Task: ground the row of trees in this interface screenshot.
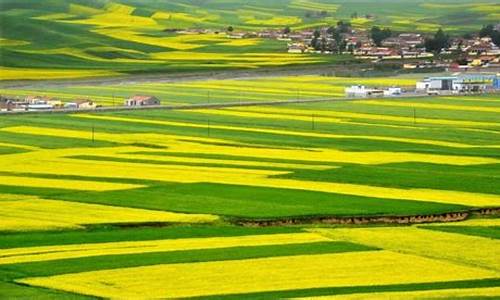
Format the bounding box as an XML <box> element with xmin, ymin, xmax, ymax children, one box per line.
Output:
<box><xmin>479</xmin><ymin>24</ymin><xmax>500</xmax><ymax>46</ymax></box>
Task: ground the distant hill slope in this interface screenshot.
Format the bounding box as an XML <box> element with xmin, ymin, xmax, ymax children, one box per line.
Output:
<box><xmin>0</xmin><ymin>0</ymin><xmax>498</xmax><ymax>80</ymax></box>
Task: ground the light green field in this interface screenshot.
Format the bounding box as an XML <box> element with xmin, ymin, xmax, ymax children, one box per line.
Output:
<box><xmin>0</xmin><ymin>75</ymin><xmax>499</xmax><ymax>297</ymax></box>
<box><xmin>0</xmin><ymin>74</ymin><xmax>418</xmax><ymax>106</ymax></box>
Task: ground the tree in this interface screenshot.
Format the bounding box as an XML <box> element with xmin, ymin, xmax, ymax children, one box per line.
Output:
<box><xmin>478</xmin><ymin>24</ymin><xmax>500</xmax><ymax>46</ymax></box>
<box><xmin>337</xmin><ymin>20</ymin><xmax>351</xmax><ymax>33</ymax></box>
<box><xmin>492</xmin><ymin>31</ymin><xmax>500</xmax><ymax>46</ymax></box>
<box><xmin>479</xmin><ymin>24</ymin><xmax>494</xmax><ymax>38</ymax></box>
<box><xmin>313</xmin><ymin>29</ymin><xmax>321</xmax><ymax>39</ymax></box>
<box><xmin>227</xmin><ymin>26</ymin><xmax>234</xmax><ymax>32</ymax></box>
<box><xmin>351</xmin><ymin>12</ymin><xmax>358</xmax><ymax>19</ymax></box>
<box><xmin>371</xmin><ymin>26</ymin><xmax>392</xmax><ymax>46</ymax></box>
<box><xmin>283</xmin><ymin>26</ymin><xmax>291</xmax><ymax>35</ymax></box>
<box><xmin>424</xmin><ymin>28</ymin><xmax>450</xmax><ymax>53</ymax></box>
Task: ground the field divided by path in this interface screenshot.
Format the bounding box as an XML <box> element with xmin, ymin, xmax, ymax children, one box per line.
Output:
<box><xmin>0</xmin><ymin>82</ymin><xmax>498</xmax><ymax>298</ymax></box>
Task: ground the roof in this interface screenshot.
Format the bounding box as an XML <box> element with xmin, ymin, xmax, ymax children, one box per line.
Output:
<box><xmin>129</xmin><ymin>95</ymin><xmax>157</xmax><ymax>102</ymax></box>
<box><xmin>73</xmin><ymin>99</ymin><xmax>93</xmax><ymax>104</ymax></box>
<box><xmin>424</xmin><ymin>77</ymin><xmax>458</xmax><ymax>81</ymax></box>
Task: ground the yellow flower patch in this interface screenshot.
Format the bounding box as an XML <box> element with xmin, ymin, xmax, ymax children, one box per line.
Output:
<box><xmin>0</xmin><ymin>175</ymin><xmax>143</xmax><ymax>192</ymax></box>
<box><xmin>2</xmin><ymin>125</ymin><xmax>500</xmax><ymax>207</ymax></box>
<box><xmin>231</xmin><ymin>106</ymin><xmax>499</xmax><ymax>127</ymax></box>
<box><xmin>356</xmin><ymin>100</ymin><xmax>500</xmax><ymax>113</ymax></box>
<box><xmin>0</xmin><ymin>67</ymin><xmax>121</xmax><ymax>81</ymax></box>
<box><xmin>311</xmin><ymin>227</ymin><xmax>500</xmax><ymax>271</ymax></box>
<box><xmin>18</xmin><ymin>251</ymin><xmax>497</xmax><ymax>298</ymax></box>
<box><xmin>0</xmin><ymin>197</ymin><xmax>218</xmax><ymax>232</ymax></box>
<box><xmin>0</xmin><ymin>233</ymin><xmax>329</xmax><ymax>265</ymax></box>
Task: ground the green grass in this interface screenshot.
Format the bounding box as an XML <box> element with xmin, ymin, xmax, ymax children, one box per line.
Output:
<box><xmin>52</xmin><ymin>183</ymin><xmax>468</xmax><ymax>219</ymax></box>
<box><xmin>278</xmin><ymin>162</ymin><xmax>500</xmax><ymax>195</ymax></box>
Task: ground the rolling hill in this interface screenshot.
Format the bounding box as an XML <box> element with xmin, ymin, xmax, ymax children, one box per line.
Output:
<box><xmin>0</xmin><ymin>0</ymin><xmax>499</xmax><ymax>80</ymax></box>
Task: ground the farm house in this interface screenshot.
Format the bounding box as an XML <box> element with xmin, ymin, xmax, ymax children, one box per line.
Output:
<box><xmin>125</xmin><ymin>95</ymin><xmax>161</xmax><ymax>107</ymax></box>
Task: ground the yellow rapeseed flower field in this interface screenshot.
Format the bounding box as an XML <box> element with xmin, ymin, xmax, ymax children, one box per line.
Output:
<box><xmin>19</xmin><ymin>251</ymin><xmax>497</xmax><ymax>299</ymax></box>
<box><xmin>0</xmin><ymin>233</ymin><xmax>329</xmax><ymax>265</ymax></box>
<box><xmin>0</xmin><ymin>67</ymin><xmax>121</xmax><ymax>81</ymax></box>
<box><xmin>0</xmin><ymin>196</ymin><xmax>218</xmax><ymax>231</ymax></box>
<box><xmin>0</xmin><ymin>38</ymin><xmax>30</xmax><ymax>46</ymax></box>
<box><xmin>230</xmin><ymin>106</ymin><xmax>500</xmax><ymax>127</ymax></box>
<box><xmin>73</xmin><ymin>113</ymin><xmax>498</xmax><ymax>149</ymax></box>
<box><xmin>2</xmin><ymin>125</ymin><xmax>499</xmax><ymax>207</ymax></box>
<box><xmin>0</xmin><ymin>175</ymin><xmax>143</xmax><ymax>192</ymax></box>
<box><xmin>311</xmin><ymin>227</ymin><xmax>500</xmax><ymax>271</ymax></box>
<box><xmin>356</xmin><ymin>100</ymin><xmax>500</xmax><ymax>113</ymax></box>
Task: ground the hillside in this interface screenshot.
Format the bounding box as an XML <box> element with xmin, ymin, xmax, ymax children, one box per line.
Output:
<box><xmin>0</xmin><ymin>0</ymin><xmax>499</xmax><ymax>80</ymax></box>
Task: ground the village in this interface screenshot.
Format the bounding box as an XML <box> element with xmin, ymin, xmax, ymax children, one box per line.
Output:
<box><xmin>184</xmin><ymin>22</ymin><xmax>500</xmax><ymax>70</ymax></box>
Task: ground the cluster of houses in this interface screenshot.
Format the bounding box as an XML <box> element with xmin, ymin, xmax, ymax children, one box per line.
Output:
<box><xmin>0</xmin><ymin>95</ymin><xmax>161</xmax><ymax>112</ymax></box>
<box><xmin>0</xmin><ymin>96</ymin><xmax>98</xmax><ymax>112</ymax></box>
<box><xmin>178</xmin><ymin>24</ymin><xmax>500</xmax><ymax>68</ymax></box>
<box><xmin>345</xmin><ymin>73</ymin><xmax>500</xmax><ymax>97</ymax></box>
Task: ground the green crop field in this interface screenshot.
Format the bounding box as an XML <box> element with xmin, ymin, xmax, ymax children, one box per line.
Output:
<box><xmin>1</xmin><ymin>0</ymin><xmax>499</xmax><ymax>80</ymax></box>
<box><xmin>0</xmin><ymin>75</ymin><xmax>499</xmax><ymax>298</ymax></box>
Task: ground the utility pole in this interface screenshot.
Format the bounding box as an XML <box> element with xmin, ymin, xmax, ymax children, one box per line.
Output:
<box><xmin>207</xmin><ymin>91</ymin><xmax>210</xmax><ymax>104</ymax></box>
<box><xmin>207</xmin><ymin>119</ymin><xmax>210</xmax><ymax>137</ymax></box>
<box><xmin>413</xmin><ymin>107</ymin><xmax>417</xmax><ymax>125</ymax></box>
<box><xmin>311</xmin><ymin>114</ymin><xmax>315</xmax><ymax>130</ymax></box>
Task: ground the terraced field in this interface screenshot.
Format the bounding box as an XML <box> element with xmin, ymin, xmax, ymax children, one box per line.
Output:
<box><xmin>1</xmin><ymin>0</ymin><xmax>499</xmax><ymax>80</ymax></box>
<box><xmin>0</xmin><ymin>81</ymin><xmax>499</xmax><ymax>297</ymax></box>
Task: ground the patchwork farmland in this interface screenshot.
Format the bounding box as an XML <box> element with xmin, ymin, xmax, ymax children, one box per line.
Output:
<box><xmin>1</xmin><ymin>0</ymin><xmax>499</xmax><ymax>297</ymax></box>
<box><xmin>0</xmin><ymin>81</ymin><xmax>499</xmax><ymax>297</ymax></box>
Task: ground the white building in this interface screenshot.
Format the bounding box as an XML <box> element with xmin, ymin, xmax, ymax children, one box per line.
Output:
<box><xmin>27</xmin><ymin>104</ymin><xmax>54</xmax><ymax>111</ymax></box>
<box><xmin>384</xmin><ymin>87</ymin><xmax>402</xmax><ymax>96</ymax></box>
<box><xmin>345</xmin><ymin>85</ymin><xmax>384</xmax><ymax>97</ymax></box>
<box><xmin>416</xmin><ymin>77</ymin><xmax>456</xmax><ymax>91</ymax></box>
<box><xmin>417</xmin><ymin>75</ymin><xmax>498</xmax><ymax>93</ymax></box>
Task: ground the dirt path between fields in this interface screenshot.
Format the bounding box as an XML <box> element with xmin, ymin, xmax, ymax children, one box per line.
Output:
<box><xmin>232</xmin><ymin>207</ymin><xmax>500</xmax><ymax>227</ymax></box>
